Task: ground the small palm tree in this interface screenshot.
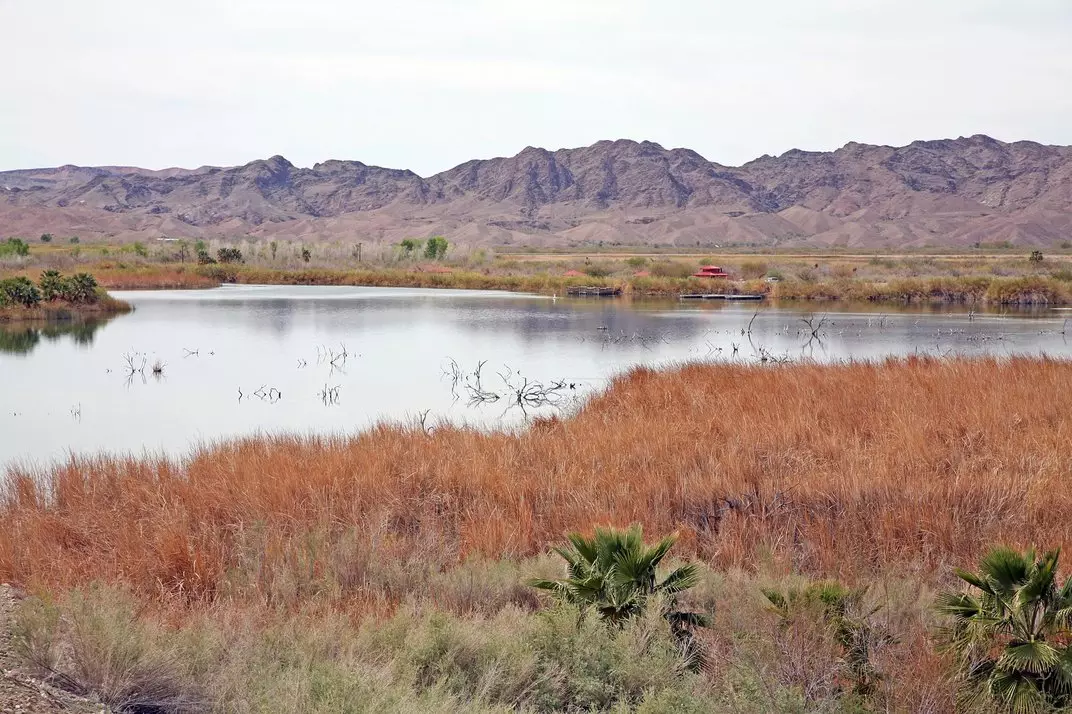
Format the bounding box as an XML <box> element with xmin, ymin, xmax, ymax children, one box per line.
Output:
<box><xmin>529</xmin><ymin>524</ymin><xmax>709</xmax><ymax>635</ymax></box>
<box><xmin>936</xmin><ymin>546</ymin><xmax>1072</xmax><ymax>714</ymax></box>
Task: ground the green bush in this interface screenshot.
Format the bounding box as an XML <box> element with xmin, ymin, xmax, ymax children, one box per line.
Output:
<box><xmin>216</xmin><ymin>247</ymin><xmax>243</xmax><ymax>264</ymax></box>
<box><xmin>196</xmin><ymin>249</ymin><xmax>217</xmax><ymax>265</ymax></box>
<box><xmin>38</xmin><ymin>269</ymin><xmax>66</xmax><ymax>301</ymax></box>
<box><xmin>16</xmin><ymin>588</ymin><xmax>720</xmax><ymax>714</ymax></box>
<box><xmin>0</xmin><ymin>276</ymin><xmax>42</xmax><ymax>307</ymax></box>
<box><xmin>0</xmin><ymin>237</ymin><xmax>31</xmax><ymax>258</ymax></box>
<box><xmin>65</xmin><ymin>273</ymin><xmax>100</xmax><ymax>303</ymax></box>
<box><xmin>424</xmin><ymin>236</ymin><xmax>449</xmax><ymax>261</ymax></box>
<box><xmin>40</xmin><ymin>233</ymin><xmax>53</xmax><ymax>243</ymax></box>
<box><xmin>936</xmin><ymin>547</ymin><xmax>1072</xmax><ymax>714</ymax></box>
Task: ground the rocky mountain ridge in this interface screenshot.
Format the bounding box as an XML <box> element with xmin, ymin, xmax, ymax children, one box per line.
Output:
<box><xmin>2</xmin><ymin>135</ymin><xmax>1071</xmax><ymax>248</ymax></box>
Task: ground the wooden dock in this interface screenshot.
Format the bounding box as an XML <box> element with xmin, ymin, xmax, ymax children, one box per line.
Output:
<box><xmin>680</xmin><ymin>293</ymin><xmax>764</xmax><ymax>301</ymax></box>
<box><xmin>566</xmin><ymin>286</ymin><xmax>623</xmax><ymax>297</ymax></box>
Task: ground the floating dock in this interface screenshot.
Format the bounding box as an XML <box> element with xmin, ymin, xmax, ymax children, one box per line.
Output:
<box><xmin>680</xmin><ymin>293</ymin><xmax>764</xmax><ymax>301</ymax></box>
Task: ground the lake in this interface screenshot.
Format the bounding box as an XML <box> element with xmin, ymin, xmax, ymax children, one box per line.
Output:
<box><xmin>1</xmin><ymin>285</ymin><xmax>1069</xmax><ymax>467</ymax></box>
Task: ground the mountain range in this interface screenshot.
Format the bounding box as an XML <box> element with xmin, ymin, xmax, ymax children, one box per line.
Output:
<box><xmin>2</xmin><ymin>134</ymin><xmax>1071</xmax><ymax>249</ymax></box>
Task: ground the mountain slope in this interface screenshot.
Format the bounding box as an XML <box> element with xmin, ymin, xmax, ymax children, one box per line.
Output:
<box><xmin>3</xmin><ymin>135</ymin><xmax>1071</xmax><ymax>248</ymax></box>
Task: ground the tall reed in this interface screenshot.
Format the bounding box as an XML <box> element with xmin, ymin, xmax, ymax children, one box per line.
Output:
<box><xmin>2</xmin><ymin>357</ymin><xmax>1070</xmax><ymax>604</ymax></box>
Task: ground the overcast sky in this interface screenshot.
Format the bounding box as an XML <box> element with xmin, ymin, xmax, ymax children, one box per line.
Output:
<box><xmin>1</xmin><ymin>0</ymin><xmax>1070</xmax><ymax>175</ymax></box>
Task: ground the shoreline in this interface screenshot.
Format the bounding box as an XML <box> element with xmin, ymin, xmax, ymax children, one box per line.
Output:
<box><xmin>91</xmin><ymin>264</ymin><xmax>1072</xmax><ymax>305</ymax></box>
<box><xmin>0</xmin><ymin>294</ymin><xmax>132</xmax><ymax>323</ymax></box>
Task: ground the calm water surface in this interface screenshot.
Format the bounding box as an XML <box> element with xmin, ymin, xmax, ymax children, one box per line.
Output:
<box><xmin>1</xmin><ymin>285</ymin><xmax>1069</xmax><ymax>466</ymax></box>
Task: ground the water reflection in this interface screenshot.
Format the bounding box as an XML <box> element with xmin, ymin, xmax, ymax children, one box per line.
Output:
<box><xmin>0</xmin><ymin>317</ymin><xmax>115</xmax><ymax>356</ymax></box>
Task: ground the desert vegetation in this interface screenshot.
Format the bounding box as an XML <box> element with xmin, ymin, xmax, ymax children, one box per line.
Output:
<box><xmin>0</xmin><ymin>269</ymin><xmax>130</xmax><ymax>321</ymax></box>
<box><xmin>3</xmin><ymin>236</ymin><xmax>1072</xmax><ymax>303</ymax></box>
<box><xmin>3</xmin><ymin>357</ymin><xmax>1072</xmax><ymax>712</ymax></box>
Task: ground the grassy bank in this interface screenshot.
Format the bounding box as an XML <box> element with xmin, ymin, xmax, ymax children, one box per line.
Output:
<box><xmin>7</xmin><ymin>357</ymin><xmax>1071</xmax><ymax>711</ymax></box>
<box><xmin>43</xmin><ymin>262</ymin><xmax>1072</xmax><ymax>304</ymax></box>
<box><xmin>5</xmin><ymin>239</ymin><xmax>1072</xmax><ymax>303</ymax></box>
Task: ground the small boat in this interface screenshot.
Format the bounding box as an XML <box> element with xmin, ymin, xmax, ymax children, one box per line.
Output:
<box><xmin>693</xmin><ymin>265</ymin><xmax>731</xmax><ymax>278</ymax></box>
<box><xmin>566</xmin><ymin>286</ymin><xmax>623</xmax><ymax>297</ymax></box>
<box><xmin>680</xmin><ymin>293</ymin><xmax>764</xmax><ymax>301</ymax></box>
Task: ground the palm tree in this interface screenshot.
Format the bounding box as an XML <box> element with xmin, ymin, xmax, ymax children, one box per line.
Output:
<box><xmin>529</xmin><ymin>524</ymin><xmax>709</xmax><ymax>634</ymax></box>
<box><xmin>936</xmin><ymin>547</ymin><xmax>1072</xmax><ymax>714</ymax></box>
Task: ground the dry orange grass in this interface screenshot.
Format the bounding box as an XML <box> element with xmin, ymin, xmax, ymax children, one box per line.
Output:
<box><xmin>2</xmin><ymin>357</ymin><xmax>1071</xmax><ymax>604</ymax></box>
<box><xmin>90</xmin><ymin>265</ymin><xmax>218</xmax><ymax>290</ymax></box>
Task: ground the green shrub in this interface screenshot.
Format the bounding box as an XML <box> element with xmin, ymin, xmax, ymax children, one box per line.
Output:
<box><xmin>424</xmin><ymin>236</ymin><xmax>449</xmax><ymax>261</ymax></box>
<box><xmin>40</xmin><ymin>233</ymin><xmax>53</xmax><ymax>243</ymax></box>
<box><xmin>65</xmin><ymin>273</ymin><xmax>100</xmax><ymax>303</ymax></box>
<box><xmin>626</xmin><ymin>256</ymin><xmax>649</xmax><ymax>269</ymax></box>
<box><xmin>0</xmin><ymin>237</ymin><xmax>30</xmax><ymax>258</ymax></box>
<box><xmin>196</xmin><ymin>249</ymin><xmax>216</xmax><ymax>265</ymax></box>
<box><xmin>38</xmin><ymin>269</ymin><xmax>66</xmax><ymax>301</ymax></box>
<box><xmin>763</xmin><ymin>580</ymin><xmax>888</xmax><ymax>699</ymax></box>
<box><xmin>216</xmin><ymin>247</ymin><xmax>243</xmax><ymax>264</ymax></box>
<box><xmin>0</xmin><ymin>276</ymin><xmax>42</xmax><ymax>307</ymax></box>
<box><xmin>936</xmin><ymin>547</ymin><xmax>1072</xmax><ymax>714</ymax></box>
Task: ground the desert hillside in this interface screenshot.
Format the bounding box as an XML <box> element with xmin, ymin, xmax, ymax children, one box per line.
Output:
<box><xmin>3</xmin><ymin>134</ymin><xmax>1071</xmax><ymax>249</ymax></box>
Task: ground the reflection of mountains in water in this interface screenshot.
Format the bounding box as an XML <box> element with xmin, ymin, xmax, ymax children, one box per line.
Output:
<box><xmin>0</xmin><ymin>317</ymin><xmax>115</xmax><ymax>355</ymax></box>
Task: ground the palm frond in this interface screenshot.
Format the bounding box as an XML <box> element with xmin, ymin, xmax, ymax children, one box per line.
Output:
<box><xmin>997</xmin><ymin>642</ymin><xmax>1062</xmax><ymax>675</ymax></box>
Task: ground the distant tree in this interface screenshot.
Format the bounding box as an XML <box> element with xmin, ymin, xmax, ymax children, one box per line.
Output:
<box><xmin>217</xmin><ymin>247</ymin><xmax>243</xmax><ymax>264</ymax></box>
<box><xmin>176</xmin><ymin>241</ymin><xmax>189</xmax><ymax>263</ymax></box>
<box><xmin>270</xmin><ymin>241</ymin><xmax>278</xmax><ymax>261</ymax></box>
<box><xmin>300</xmin><ymin>246</ymin><xmax>311</xmax><ymax>263</ymax></box>
<box><xmin>69</xmin><ymin>236</ymin><xmax>80</xmax><ymax>244</ymax></box>
<box><xmin>424</xmin><ymin>236</ymin><xmax>449</xmax><ymax>261</ymax></box>
<box><xmin>132</xmin><ymin>242</ymin><xmax>148</xmax><ymax>258</ymax></box>
<box><xmin>196</xmin><ymin>249</ymin><xmax>216</xmax><ymax>265</ymax></box>
<box><xmin>39</xmin><ymin>233</ymin><xmax>53</xmax><ymax>243</ymax></box>
<box><xmin>0</xmin><ymin>237</ymin><xmax>30</xmax><ymax>258</ymax></box>
<box><xmin>398</xmin><ymin>238</ymin><xmax>422</xmax><ymax>257</ymax></box>
<box><xmin>1030</xmin><ymin>250</ymin><xmax>1044</xmax><ymax>263</ymax></box>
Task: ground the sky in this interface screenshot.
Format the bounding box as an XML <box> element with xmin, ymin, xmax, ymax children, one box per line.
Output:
<box><xmin>1</xmin><ymin>0</ymin><xmax>1071</xmax><ymax>175</ymax></box>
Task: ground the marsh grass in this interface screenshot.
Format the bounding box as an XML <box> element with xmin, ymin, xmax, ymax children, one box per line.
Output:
<box><xmin>3</xmin><ymin>357</ymin><xmax>1071</xmax><ymax>603</ymax></box>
